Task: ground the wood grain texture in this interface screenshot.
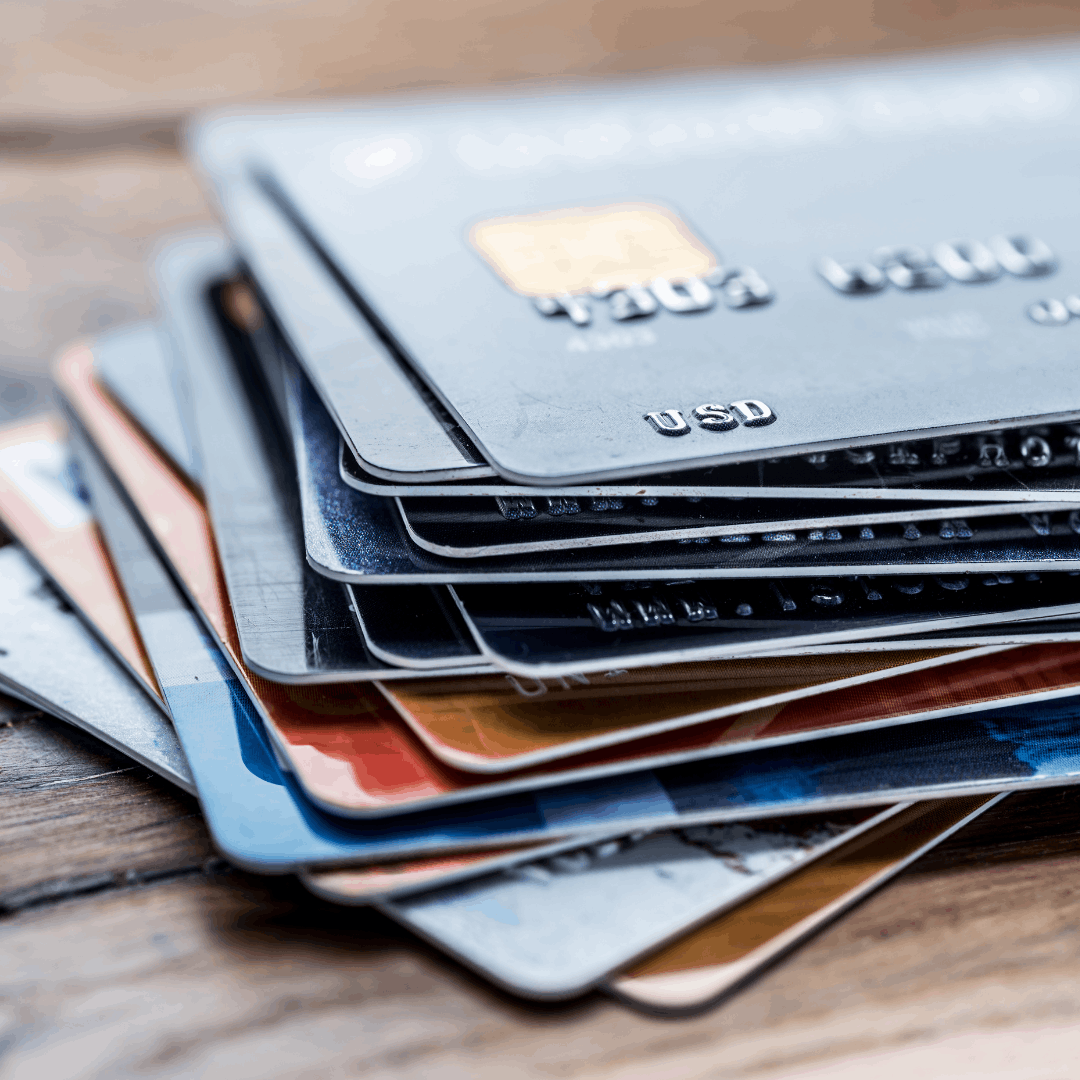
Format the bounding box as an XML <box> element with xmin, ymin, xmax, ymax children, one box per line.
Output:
<box><xmin>0</xmin><ymin>157</ymin><xmax>210</xmax><ymax>393</ymax></box>
<box><xmin>0</xmin><ymin>704</ymin><xmax>215</xmax><ymax>912</ymax></box>
<box><xmin>2</xmin><ymin>0</ymin><xmax>1080</xmax><ymax>125</ymax></box>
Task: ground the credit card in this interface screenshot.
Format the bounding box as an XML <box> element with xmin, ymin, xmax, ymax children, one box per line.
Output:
<box><xmin>376</xmin><ymin>650</ymin><xmax>979</xmax><ymax>773</ymax></box>
<box><xmin>291</xmin><ymin>362</ymin><xmax>1080</xmax><ymax>583</ymax></box>
<box><xmin>220</xmin><ymin>180</ymin><xmax>494</xmax><ymax>482</ymax></box>
<box><xmin>336</xmin><ymin>436</ymin><xmax>1080</xmax><ymax>504</ymax></box>
<box><xmin>0</xmin><ymin>542</ymin><xmax>193</xmax><ymax>793</ymax></box>
<box><xmin>606</xmin><ymin>794</ymin><xmax>1003</xmax><ymax>1013</ymax></box>
<box><xmin>196</xmin><ymin>46</ymin><xmax>1080</xmax><ymax>485</ymax></box>
<box><xmin>396</xmin><ymin>494</ymin><xmax>1033</xmax><ymax>558</ymax></box>
<box><xmin>227</xmin><ymin>226</ymin><xmax>1077</xmax><ymax>511</ymax></box>
<box><xmin>93</xmin><ymin>322</ymin><xmax>199</xmax><ymax>482</ymax></box>
<box><xmin>380</xmin><ymin>805</ymin><xmax>898</xmax><ymax>999</ymax></box>
<box><xmin>0</xmin><ymin>415</ymin><xmax>160</xmax><ymax>702</ymax></box>
<box><xmin>451</xmin><ymin>575</ymin><xmax>1080</xmax><ymax>676</ymax></box>
<box><xmin>348</xmin><ymin>583</ymin><xmax>485</xmax><ymax>669</ymax></box>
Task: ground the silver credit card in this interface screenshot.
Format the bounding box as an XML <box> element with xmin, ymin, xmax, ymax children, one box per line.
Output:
<box><xmin>94</xmin><ymin>322</ymin><xmax>199</xmax><ymax>482</ymax></box>
<box><xmin>338</xmin><ymin>435</ymin><xmax>1080</xmax><ymax>504</ymax></box>
<box><xmin>380</xmin><ymin>805</ymin><xmax>898</xmax><ymax>999</ymax></box>
<box><xmin>0</xmin><ymin>543</ymin><xmax>194</xmax><ymax>793</ymax></box>
<box><xmin>196</xmin><ymin>46</ymin><xmax>1080</xmax><ymax>485</ymax></box>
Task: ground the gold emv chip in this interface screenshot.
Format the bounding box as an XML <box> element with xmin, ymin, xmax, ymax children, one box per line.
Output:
<box><xmin>469</xmin><ymin>203</ymin><xmax>717</xmax><ymax>297</ymax></box>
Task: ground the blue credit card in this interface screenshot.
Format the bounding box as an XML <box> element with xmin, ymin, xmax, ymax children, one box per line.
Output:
<box><xmin>68</xmin><ymin>397</ymin><xmax>1080</xmax><ymax>870</ymax></box>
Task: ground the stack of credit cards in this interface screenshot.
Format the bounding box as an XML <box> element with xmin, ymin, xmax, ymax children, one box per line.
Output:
<box><xmin>12</xmin><ymin>42</ymin><xmax>1080</xmax><ymax>1009</ymax></box>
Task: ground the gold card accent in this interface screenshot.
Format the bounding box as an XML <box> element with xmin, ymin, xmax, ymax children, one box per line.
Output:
<box><xmin>469</xmin><ymin>202</ymin><xmax>717</xmax><ymax>297</ymax></box>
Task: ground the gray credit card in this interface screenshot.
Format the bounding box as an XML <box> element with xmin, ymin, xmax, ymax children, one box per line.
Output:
<box><xmin>221</xmin><ymin>177</ymin><xmax>494</xmax><ymax>483</ymax></box>
<box><xmin>0</xmin><ymin>543</ymin><xmax>194</xmax><ymax>793</ymax></box>
<box><xmin>229</xmin><ymin>176</ymin><xmax>1080</xmax><ymax>506</ymax></box>
<box><xmin>337</xmin><ymin>428</ymin><xmax>1080</xmax><ymax>504</ymax></box>
<box><xmin>194</xmin><ymin>45</ymin><xmax>1080</xmax><ymax>485</ymax></box>
<box><xmin>94</xmin><ymin>322</ymin><xmax>200</xmax><ymax>483</ymax></box>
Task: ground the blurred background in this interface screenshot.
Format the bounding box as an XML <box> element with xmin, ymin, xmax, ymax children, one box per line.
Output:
<box><xmin>3</xmin><ymin>0</ymin><xmax>1079</xmax><ymax>423</ymax></box>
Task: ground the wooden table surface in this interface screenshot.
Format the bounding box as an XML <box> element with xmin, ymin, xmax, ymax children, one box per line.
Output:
<box><xmin>5</xmin><ymin>5</ymin><xmax>1080</xmax><ymax>1076</ymax></box>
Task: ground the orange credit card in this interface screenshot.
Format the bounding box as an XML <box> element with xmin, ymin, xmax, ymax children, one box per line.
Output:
<box><xmin>607</xmin><ymin>793</ymin><xmax>1002</xmax><ymax>1014</ymax></box>
<box><xmin>378</xmin><ymin>649</ymin><xmax>984</xmax><ymax>773</ymax></box>
<box><xmin>304</xmin><ymin>847</ymin><xmax>533</xmax><ymax>903</ymax></box>
<box><xmin>0</xmin><ymin>415</ymin><xmax>161</xmax><ymax>703</ymax></box>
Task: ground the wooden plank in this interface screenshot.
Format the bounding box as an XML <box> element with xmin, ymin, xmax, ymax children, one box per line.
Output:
<box><xmin>0</xmin><ymin>701</ymin><xmax>215</xmax><ymax>912</ymax></box>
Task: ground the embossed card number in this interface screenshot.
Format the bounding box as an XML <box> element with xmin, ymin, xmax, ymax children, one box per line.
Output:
<box><xmin>817</xmin><ymin>235</ymin><xmax>1056</xmax><ymax>295</ymax></box>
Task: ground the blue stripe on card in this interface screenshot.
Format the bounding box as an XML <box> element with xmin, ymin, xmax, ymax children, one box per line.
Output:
<box><xmin>536</xmin><ymin>772</ymin><xmax>675</xmax><ymax>828</ymax></box>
